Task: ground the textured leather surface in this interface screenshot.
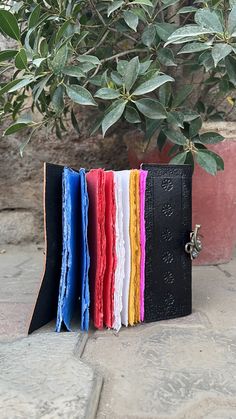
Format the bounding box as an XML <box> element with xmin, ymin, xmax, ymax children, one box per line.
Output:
<box><xmin>29</xmin><ymin>163</ymin><xmax>63</xmax><ymax>334</ymax></box>
<box><xmin>141</xmin><ymin>164</ymin><xmax>193</xmax><ymax>322</ymax></box>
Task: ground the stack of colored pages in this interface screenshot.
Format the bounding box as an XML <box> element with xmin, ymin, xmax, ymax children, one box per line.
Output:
<box><xmin>29</xmin><ymin>163</ymin><xmax>193</xmax><ymax>334</ymax></box>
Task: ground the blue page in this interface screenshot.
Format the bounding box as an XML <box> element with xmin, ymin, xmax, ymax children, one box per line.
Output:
<box><xmin>56</xmin><ymin>167</ymin><xmax>80</xmax><ymax>332</ymax></box>
<box><xmin>79</xmin><ymin>169</ymin><xmax>90</xmax><ymax>331</ymax></box>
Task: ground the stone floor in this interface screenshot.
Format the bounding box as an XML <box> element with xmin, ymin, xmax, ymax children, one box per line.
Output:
<box><xmin>0</xmin><ymin>245</ymin><xmax>236</xmax><ymax>418</ymax></box>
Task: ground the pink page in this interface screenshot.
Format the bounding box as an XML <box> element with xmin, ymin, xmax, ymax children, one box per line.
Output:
<box><xmin>139</xmin><ymin>170</ymin><xmax>148</xmax><ymax>322</ymax></box>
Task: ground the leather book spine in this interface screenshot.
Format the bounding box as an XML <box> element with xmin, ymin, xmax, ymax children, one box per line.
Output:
<box><xmin>141</xmin><ymin>164</ymin><xmax>193</xmax><ymax>322</ymax></box>
<box><xmin>28</xmin><ymin>163</ymin><xmax>63</xmax><ymax>333</ymax></box>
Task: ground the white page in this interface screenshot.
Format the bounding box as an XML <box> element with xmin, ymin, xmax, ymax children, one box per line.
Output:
<box><xmin>113</xmin><ymin>171</ymin><xmax>125</xmax><ymax>331</ymax></box>
<box><xmin>117</xmin><ymin>170</ymin><xmax>131</xmax><ymax>327</ymax></box>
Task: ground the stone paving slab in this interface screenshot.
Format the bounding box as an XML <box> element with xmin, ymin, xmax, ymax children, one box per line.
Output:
<box><xmin>83</xmin><ymin>326</ymin><xmax>236</xmax><ymax>419</ymax></box>
<box><xmin>0</xmin><ymin>332</ymin><xmax>102</xmax><ymax>419</ymax></box>
<box><xmin>0</xmin><ymin>245</ymin><xmax>236</xmax><ymax>418</ymax></box>
<box><xmin>0</xmin><ymin>246</ymin><xmax>103</xmax><ymax>418</ymax></box>
<box><xmin>0</xmin><ymin>245</ymin><xmax>43</xmax><ymax>341</ymax></box>
<box><xmin>193</xmin><ymin>265</ymin><xmax>236</xmax><ymax>329</ymax></box>
<box><xmin>82</xmin><ymin>262</ymin><xmax>236</xmax><ymax>419</ymax></box>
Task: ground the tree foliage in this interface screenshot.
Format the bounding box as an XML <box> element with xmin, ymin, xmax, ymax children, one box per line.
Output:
<box><xmin>0</xmin><ymin>0</ymin><xmax>235</xmax><ymax>172</ymax></box>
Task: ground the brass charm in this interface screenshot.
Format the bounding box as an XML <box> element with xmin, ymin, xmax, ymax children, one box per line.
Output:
<box><xmin>185</xmin><ymin>224</ymin><xmax>202</xmax><ymax>260</ymax></box>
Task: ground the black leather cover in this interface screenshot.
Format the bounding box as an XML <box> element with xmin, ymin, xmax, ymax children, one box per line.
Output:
<box><xmin>28</xmin><ymin>163</ymin><xmax>63</xmax><ymax>333</ymax></box>
<box><xmin>141</xmin><ymin>164</ymin><xmax>193</xmax><ymax>322</ymax></box>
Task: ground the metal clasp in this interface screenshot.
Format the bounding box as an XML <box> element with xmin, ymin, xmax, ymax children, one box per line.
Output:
<box><xmin>185</xmin><ymin>224</ymin><xmax>202</xmax><ymax>260</ymax></box>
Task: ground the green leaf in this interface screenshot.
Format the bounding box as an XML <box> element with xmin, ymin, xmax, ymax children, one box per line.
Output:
<box><xmin>130</xmin><ymin>7</ymin><xmax>147</xmax><ymax>22</ymax></box>
<box><xmin>177</xmin><ymin>6</ymin><xmax>197</xmax><ymax>14</ymax></box>
<box><xmin>195</xmin><ymin>9</ymin><xmax>223</xmax><ymax>33</ymax></box>
<box><xmin>33</xmin><ymin>74</ymin><xmax>52</xmax><ymax>101</ymax></box>
<box><xmin>168</xmin><ymin>144</ymin><xmax>180</xmax><ymax>157</ymax></box>
<box><xmin>198</xmin><ymin>132</ymin><xmax>224</xmax><ymax>144</ymax></box>
<box><xmin>78</xmin><ymin>55</ymin><xmax>101</xmax><ymax>65</ymax></box>
<box><xmin>71</xmin><ymin>109</ymin><xmax>80</xmax><ymax>134</ymax></box>
<box><xmin>170</xmin><ymin>151</ymin><xmax>188</xmax><ymax>164</ymax></box>
<box><xmin>117</xmin><ymin>60</ymin><xmax>128</xmax><ymax>76</ymax></box>
<box><xmin>8</xmin><ymin>78</ymin><xmax>34</xmax><ymax>93</ymax></box>
<box><xmin>95</xmin><ymin>88</ymin><xmax>121</xmax><ymax>99</ymax></box>
<box><xmin>158</xmin><ymin>48</ymin><xmax>176</xmax><ymax>66</ymax></box>
<box><xmin>90</xmin><ymin>116</ymin><xmax>103</xmax><ymax>136</ymax></box>
<box><xmin>15</xmin><ymin>48</ymin><xmax>28</xmax><ymax>70</ymax></box>
<box><xmin>228</xmin><ymin>6</ymin><xmax>236</xmax><ymax>36</ymax></box>
<box><xmin>51</xmin><ymin>44</ymin><xmax>68</xmax><ymax>74</ymax></box>
<box><xmin>29</xmin><ymin>4</ymin><xmax>41</xmax><ymax>29</ymax></box>
<box><xmin>33</xmin><ymin>58</ymin><xmax>46</xmax><ymax>67</ymax></box>
<box><xmin>167</xmin><ymin>111</ymin><xmax>184</xmax><ymax>128</ymax></box>
<box><xmin>90</xmin><ymin>77</ymin><xmax>104</xmax><ymax>88</ymax></box>
<box><xmin>172</xmin><ymin>85</ymin><xmax>193</xmax><ymax>108</ymax></box>
<box><xmin>135</xmin><ymin>98</ymin><xmax>167</xmax><ymax>119</ymax></box>
<box><xmin>73</xmin><ymin>30</ymin><xmax>89</xmax><ymax>46</ymax></box>
<box><xmin>189</xmin><ymin>117</ymin><xmax>202</xmax><ymax>138</ymax></box>
<box><xmin>102</xmin><ymin>99</ymin><xmax>127</xmax><ymax>136</ymax></box>
<box><xmin>212</xmin><ymin>44</ymin><xmax>232</xmax><ymax>67</ymax></box>
<box><xmin>62</xmin><ymin>66</ymin><xmax>85</xmax><ymax>78</ymax></box>
<box><xmin>166</xmin><ymin>25</ymin><xmax>215</xmax><ymax>45</ymax></box>
<box><xmin>133</xmin><ymin>75</ymin><xmax>174</xmax><ymax>95</ymax></box>
<box><xmin>155</xmin><ymin>23</ymin><xmax>177</xmax><ymax>42</ymax></box>
<box><xmin>139</xmin><ymin>60</ymin><xmax>152</xmax><ymax>74</ymax></box>
<box><xmin>161</xmin><ymin>0</ymin><xmax>179</xmax><ymax>10</ymax></box>
<box><xmin>0</xmin><ymin>10</ymin><xmax>20</xmax><ymax>41</ymax></box>
<box><xmin>145</xmin><ymin>119</ymin><xmax>162</xmax><ymax>140</ymax></box>
<box><xmin>66</xmin><ymin>85</ymin><xmax>97</xmax><ymax>106</ymax></box>
<box><xmin>178</xmin><ymin>42</ymin><xmax>211</xmax><ymax>54</ymax></box>
<box><xmin>0</xmin><ymin>49</ymin><xmax>18</xmax><ymax>62</ymax></box>
<box><xmin>141</xmin><ymin>25</ymin><xmax>156</xmax><ymax>47</ymax></box>
<box><xmin>123</xmin><ymin>11</ymin><xmax>138</xmax><ymax>31</ymax></box>
<box><xmin>163</xmin><ymin>129</ymin><xmax>187</xmax><ymax>145</ymax></box>
<box><xmin>111</xmin><ymin>71</ymin><xmax>123</xmax><ymax>86</ymax></box>
<box><xmin>125</xmin><ymin>57</ymin><xmax>140</xmax><ymax>92</ymax></box>
<box><xmin>159</xmin><ymin>83</ymin><xmax>172</xmax><ymax>106</ymax></box>
<box><xmin>101</xmin><ymin>70</ymin><xmax>109</xmax><ymax>87</ymax></box>
<box><xmin>4</xmin><ymin>122</ymin><xmax>30</xmax><ymax>135</ymax></box>
<box><xmin>132</xmin><ymin>0</ymin><xmax>153</xmax><ymax>6</ymax></box>
<box><xmin>185</xmin><ymin>151</ymin><xmax>194</xmax><ymax>167</ymax></box>
<box><xmin>203</xmin><ymin>149</ymin><xmax>224</xmax><ymax>170</ymax></box>
<box><xmin>107</xmin><ymin>1</ymin><xmax>124</xmax><ymax>17</ymax></box>
<box><xmin>156</xmin><ymin>130</ymin><xmax>167</xmax><ymax>151</ymax></box>
<box><xmin>17</xmin><ymin>113</ymin><xmax>33</xmax><ymax>124</ymax></box>
<box><xmin>196</xmin><ymin>149</ymin><xmax>218</xmax><ymax>175</ymax></box>
<box><xmin>52</xmin><ymin>85</ymin><xmax>64</xmax><ymax>114</ymax></box>
<box><xmin>19</xmin><ymin>127</ymin><xmax>37</xmax><ymax>157</ymax></box>
<box><xmin>79</xmin><ymin>62</ymin><xmax>96</xmax><ymax>73</ymax></box>
<box><xmin>125</xmin><ymin>106</ymin><xmax>141</xmax><ymax>123</ymax></box>
<box><xmin>225</xmin><ymin>56</ymin><xmax>236</xmax><ymax>86</ymax></box>
<box><xmin>0</xmin><ymin>79</ymin><xmax>22</xmax><ymax>95</ymax></box>
<box><xmin>199</xmin><ymin>50</ymin><xmax>214</xmax><ymax>72</ymax></box>
<box><xmin>55</xmin><ymin>20</ymin><xmax>72</xmax><ymax>44</ymax></box>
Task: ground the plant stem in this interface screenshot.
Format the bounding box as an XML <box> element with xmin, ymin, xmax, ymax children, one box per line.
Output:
<box><xmin>101</xmin><ymin>48</ymin><xmax>145</xmax><ymax>63</ymax></box>
<box><xmin>89</xmin><ymin>0</ymin><xmax>106</xmax><ymax>26</ymax></box>
<box><xmin>84</xmin><ymin>29</ymin><xmax>109</xmax><ymax>55</ymax></box>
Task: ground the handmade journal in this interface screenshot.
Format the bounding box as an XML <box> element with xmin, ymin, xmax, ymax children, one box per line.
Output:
<box><xmin>29</xmin><ymin>162</ymin><xmax>196</xmax><ymax>334</ymax></box>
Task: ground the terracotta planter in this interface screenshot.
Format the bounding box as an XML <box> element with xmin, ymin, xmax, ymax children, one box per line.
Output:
<box><xmin>125</xmin><ymin>123</ymin><xmax>236</xmax><ymax>265</ymax></box>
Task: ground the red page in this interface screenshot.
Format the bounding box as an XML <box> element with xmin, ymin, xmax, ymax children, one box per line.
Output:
<box><xmin>86</xmin><ymin>169</ymin><xmax>106</xmax><ymax>329</ymax></box>
<box><xmin>103</xmin><ymin>171</ymin><xmax>117</xmax><ymax>328</ymax></box>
